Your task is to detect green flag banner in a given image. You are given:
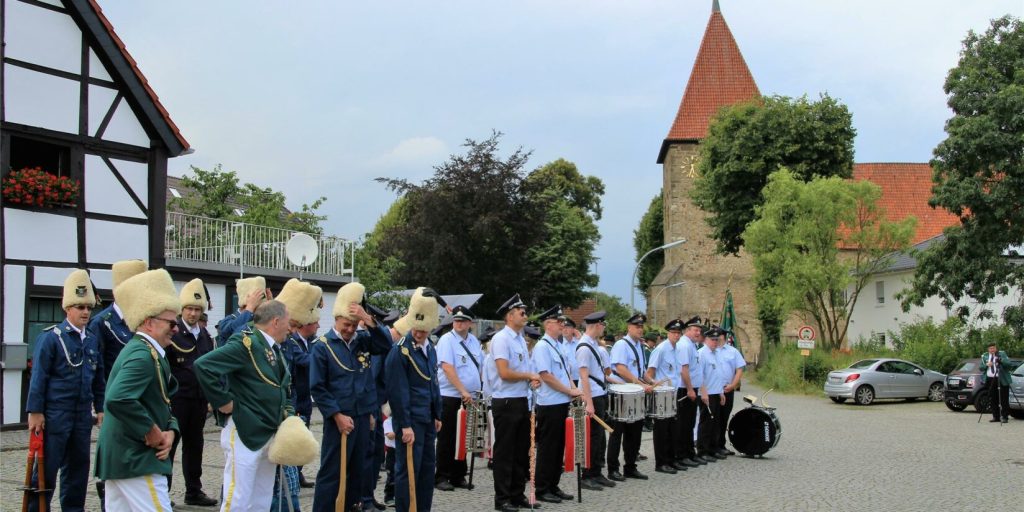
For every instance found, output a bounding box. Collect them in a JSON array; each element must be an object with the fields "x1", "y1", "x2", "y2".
[{"x1": 721, "y1": 290, "x2": 742, "y2": 357}]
